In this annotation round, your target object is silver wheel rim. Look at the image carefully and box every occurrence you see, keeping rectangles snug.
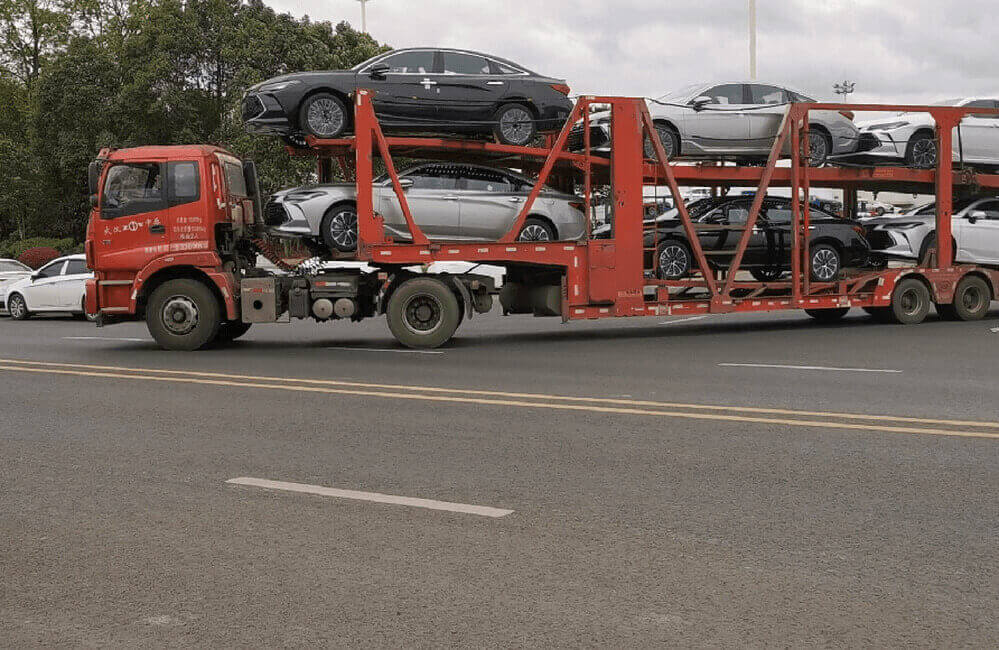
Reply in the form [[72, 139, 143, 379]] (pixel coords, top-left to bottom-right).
[[518, 224, 551, 241], [807, 133, 828, 165], [912, 137, 937, 168], [307, 98, 345, 138], [402, 294, 443, 335], [329, 209, 358, 248], [659, 244, 688, 278], [645, 127, 674, 159], [9, 295, 24, 318], [812, 248, 839, 281], [499, 108, 532, 144], [161, 295, 199, 335]]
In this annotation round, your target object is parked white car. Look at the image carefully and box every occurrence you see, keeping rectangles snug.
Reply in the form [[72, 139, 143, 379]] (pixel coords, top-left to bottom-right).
[[0, 259, 33, 313], [855, 98, 999, 168], [864, 196, 999, 263], [573, 82, 860, 166], [4, 254, 96, 320]]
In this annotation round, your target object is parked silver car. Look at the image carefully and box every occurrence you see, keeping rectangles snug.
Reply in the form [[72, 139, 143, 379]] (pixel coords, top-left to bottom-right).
[[865, 196, 999, 263], [855, 98, 999, 168], [0, 258, 32, 313], [265, 163, 587, 251], [573, 82, 859, 166]]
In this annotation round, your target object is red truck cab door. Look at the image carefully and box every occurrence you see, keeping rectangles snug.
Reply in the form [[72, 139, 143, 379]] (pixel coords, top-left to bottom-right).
[[92, 159, 172, 270]]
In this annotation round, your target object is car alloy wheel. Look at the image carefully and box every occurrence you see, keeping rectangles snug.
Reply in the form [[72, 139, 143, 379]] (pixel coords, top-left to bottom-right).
[[161, 295, 199, 335], [911, 137, 937, 168], [645, 125, 675, 160], [658, 243, 689, 279], [811, 247, 840, 281], [306, 97, 346, 138], [518, 224, 552, 241], [8, 293, 27, 319], [807, 132, 828, 166], [499, 107, 533, 145], [328, 208, 358, 249]]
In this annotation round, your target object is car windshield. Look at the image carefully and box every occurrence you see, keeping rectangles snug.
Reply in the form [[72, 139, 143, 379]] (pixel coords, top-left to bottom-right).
[[651, 198, 717, 221], [0, 260, 29, 272], [656, 84, 705, 103]]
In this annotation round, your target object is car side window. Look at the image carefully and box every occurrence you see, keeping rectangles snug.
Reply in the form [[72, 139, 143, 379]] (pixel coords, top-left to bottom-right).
[[460, 168, 512, 192], [442, 52, 490, 75], [35, 261, 65, 279], [750, 85, 788, 105], [765, 206, 793, 224], [966, 99, 999, 119], [726, 205, 750, 224], [168, 161, 201, 206], [408, 166, 459, 190], [376, 51, 436, 74], [490, 60, 526, 75], [102, 162, 166, 218], [65, 260, 89, 275], [699, 84, 746, 105], [974, 200, 999, 218]]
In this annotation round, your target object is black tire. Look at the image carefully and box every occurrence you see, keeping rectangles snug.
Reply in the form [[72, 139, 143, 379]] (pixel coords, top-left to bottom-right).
[[320, 202, 359, 253], [805, 307, 850, 322], [517, 217, 556, 242], [7, 293, 30, 320], [146, 279, 222, 351], [889, 278, 930, 324], [386, 278, 461, 349], [299, 92, 349, 139], [805, 128, 832, 167], [215, 320, 253, 343], [751, 268, 784, 282], [655, 239, 692, 280], [644, 123, 679, 160], [809, 243, 841, 281], [948, 275, 991, 321], [905, 131, 937, 169], [493, 104, 537, 146]]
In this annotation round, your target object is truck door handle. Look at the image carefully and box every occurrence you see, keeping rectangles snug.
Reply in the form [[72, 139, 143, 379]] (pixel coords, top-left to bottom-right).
[[149, 224, 166, 234], [486, 81, 505, 86]]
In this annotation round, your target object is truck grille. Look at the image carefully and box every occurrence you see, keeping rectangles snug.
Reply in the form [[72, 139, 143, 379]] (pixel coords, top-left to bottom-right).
[[264, 200, 289, 226], [567, 125, 609, 151], [242, 95, 265, 121]]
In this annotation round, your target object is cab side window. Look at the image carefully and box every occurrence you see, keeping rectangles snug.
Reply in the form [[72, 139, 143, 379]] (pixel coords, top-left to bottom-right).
[[222, 161, 247, 198], [101, 163, 166, 218], [168, 161, 200, 206]]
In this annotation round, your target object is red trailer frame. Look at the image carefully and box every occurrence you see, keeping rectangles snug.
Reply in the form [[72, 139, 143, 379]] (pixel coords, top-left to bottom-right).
[[300, 90, 999, 323]]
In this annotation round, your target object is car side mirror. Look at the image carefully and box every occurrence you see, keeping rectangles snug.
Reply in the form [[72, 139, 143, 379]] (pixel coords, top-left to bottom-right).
[[368, 64, 390, 79], [30, 273, 39, 282], [691, 96, 712, 111], [968, 209, 986, 223]]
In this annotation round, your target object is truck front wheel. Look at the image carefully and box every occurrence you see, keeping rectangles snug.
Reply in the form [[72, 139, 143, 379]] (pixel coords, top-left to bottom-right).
[[146, 279, 222, 351], [386, 278, 461, 349]]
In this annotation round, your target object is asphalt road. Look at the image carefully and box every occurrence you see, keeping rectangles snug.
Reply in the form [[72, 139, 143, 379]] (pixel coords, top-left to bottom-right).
[[2, 306, 997, 647]]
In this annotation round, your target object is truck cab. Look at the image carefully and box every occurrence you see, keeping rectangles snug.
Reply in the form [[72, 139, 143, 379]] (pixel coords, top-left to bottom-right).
[[85, 145, 261, 347]]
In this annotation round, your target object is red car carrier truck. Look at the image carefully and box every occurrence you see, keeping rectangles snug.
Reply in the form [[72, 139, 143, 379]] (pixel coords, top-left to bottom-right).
[[85, 91, 999, 350]]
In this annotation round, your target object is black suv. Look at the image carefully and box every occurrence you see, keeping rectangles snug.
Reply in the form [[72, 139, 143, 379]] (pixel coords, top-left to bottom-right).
[[242, 48, 573, 147], [632, 196, 871, 281]]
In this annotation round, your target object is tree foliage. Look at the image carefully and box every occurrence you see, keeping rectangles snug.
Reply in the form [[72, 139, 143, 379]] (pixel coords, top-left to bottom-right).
[[0, 0, 387, 242]]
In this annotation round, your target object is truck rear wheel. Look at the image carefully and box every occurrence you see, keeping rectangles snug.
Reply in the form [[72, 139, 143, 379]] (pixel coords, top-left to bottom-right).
[[889, 278, 930, 325], [386, 278, 461, 349], [146, 279, 222, 351]]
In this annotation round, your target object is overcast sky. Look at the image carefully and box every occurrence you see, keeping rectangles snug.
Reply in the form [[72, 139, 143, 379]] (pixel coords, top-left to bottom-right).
[[267, 0, 997, 104]]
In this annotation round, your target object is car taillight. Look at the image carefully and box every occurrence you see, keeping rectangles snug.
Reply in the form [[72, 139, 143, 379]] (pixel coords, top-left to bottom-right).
[[839, 110, 855, 121], [550, 83, 571, 96]]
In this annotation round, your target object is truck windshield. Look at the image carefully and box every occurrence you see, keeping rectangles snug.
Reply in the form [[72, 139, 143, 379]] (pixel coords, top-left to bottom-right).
[[103, 163, 163, 208]]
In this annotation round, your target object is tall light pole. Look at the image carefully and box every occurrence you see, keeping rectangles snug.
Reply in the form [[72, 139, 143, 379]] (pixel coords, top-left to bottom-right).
[[833, 81, 856, 100], [748, 0, 757, 80], [357, 0, 371, 33]]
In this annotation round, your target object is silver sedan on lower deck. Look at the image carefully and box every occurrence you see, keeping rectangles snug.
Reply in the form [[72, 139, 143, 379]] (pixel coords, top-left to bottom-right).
[[265, 163, 587, 252]]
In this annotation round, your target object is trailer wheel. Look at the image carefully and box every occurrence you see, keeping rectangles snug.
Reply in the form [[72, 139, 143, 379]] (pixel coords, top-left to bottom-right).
[[889, 278, 930, 324], [386, 277, 461, 348], [215, 320, 253, 343], [944, 275, 991, 321], [146, 279, 222, 351], [805, 307, 850, 322]]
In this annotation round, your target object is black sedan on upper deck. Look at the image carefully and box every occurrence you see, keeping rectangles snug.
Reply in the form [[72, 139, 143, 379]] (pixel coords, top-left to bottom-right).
[[242, 48, 574, 147]]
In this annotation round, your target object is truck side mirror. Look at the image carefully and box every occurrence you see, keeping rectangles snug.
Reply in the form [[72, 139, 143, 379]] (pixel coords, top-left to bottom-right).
[[88, 161, 102, 195], [243, 159, 264, 230]]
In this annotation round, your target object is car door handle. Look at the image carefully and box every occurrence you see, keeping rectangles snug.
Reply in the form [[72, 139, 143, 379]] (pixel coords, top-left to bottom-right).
[[486, 81, 505, 86], [149, 224, 166, 234], [442, 196, 459, 201], [508, 197, 524, 202]]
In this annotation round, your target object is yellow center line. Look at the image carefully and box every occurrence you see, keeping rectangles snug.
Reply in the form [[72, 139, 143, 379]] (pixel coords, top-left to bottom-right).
[[0, 357, 996, 429], [1, 363, 996, 440]]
